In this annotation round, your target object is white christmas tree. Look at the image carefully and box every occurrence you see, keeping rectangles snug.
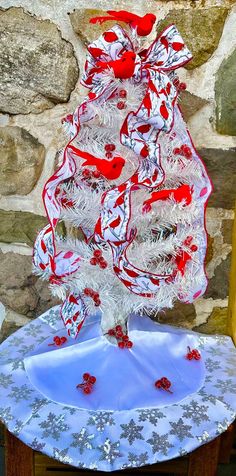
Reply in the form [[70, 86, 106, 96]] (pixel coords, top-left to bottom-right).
[[33, 12, 212, 339]]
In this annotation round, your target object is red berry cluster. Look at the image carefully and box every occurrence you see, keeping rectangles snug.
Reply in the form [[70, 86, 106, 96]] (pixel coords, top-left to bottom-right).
[[173, 144, 192, 160], [173, 78, 187, 91], [90, 249, 107, 269], [186, 346, 201, 360], [107, 325, 133, 349], [117, 89, 127, 110], [84, 288, 101, 307], [61, 113, 73, 124], [155, 377, 173, 393], [104, 142, 116, 159], [76, 372, 96, 394], [82, 168, 101, 180], [48, 335, 67, 347], [183, 235, 198, 253]]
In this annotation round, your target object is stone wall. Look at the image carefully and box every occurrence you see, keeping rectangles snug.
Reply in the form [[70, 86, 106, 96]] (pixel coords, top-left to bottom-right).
[[0, 0, 235, 340]]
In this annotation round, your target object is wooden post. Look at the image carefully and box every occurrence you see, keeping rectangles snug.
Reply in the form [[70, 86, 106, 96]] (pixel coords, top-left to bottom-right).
[[188, 437, 221, 476], [5, 429, 34, 476], [227, 204, 236, 345]]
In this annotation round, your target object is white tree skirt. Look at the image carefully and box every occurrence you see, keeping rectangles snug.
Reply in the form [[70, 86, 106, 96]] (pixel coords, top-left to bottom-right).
[[0, 306, 235, 471]]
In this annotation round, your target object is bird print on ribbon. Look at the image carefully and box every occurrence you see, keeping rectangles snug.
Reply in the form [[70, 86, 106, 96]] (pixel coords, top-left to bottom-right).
[[90, 10, 156, 37]]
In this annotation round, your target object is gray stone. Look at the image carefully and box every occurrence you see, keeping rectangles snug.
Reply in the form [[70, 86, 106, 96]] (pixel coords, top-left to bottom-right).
[[0, 210, 47, 246], [157, 7, 229, 69], [0, 126, 45, 195], [194, 306, 228, 335], [0, 7, 79, 114], [179, 91, 208, 122], [204, 254, 231, 300], [69, 9, 127, 45], [215, 48, 236, 136], [154, 301, 196, 329], [0, 252, 59, 317], [221, 219, 233, 244], [197, 148, 236, 209]]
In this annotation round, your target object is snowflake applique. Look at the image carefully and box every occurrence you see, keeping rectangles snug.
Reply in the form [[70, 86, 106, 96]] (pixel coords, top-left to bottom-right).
[[169, 418, 193, 442], [71, 428, 94, 454], [12, 419, 24, 436], [18, 344, 35, 356], [53, 447, 73, 464], [31, 438, 46, 451], [30, 397, 50, 414], [197, 431, 211, 443], [62, 406, 77, 415], [8, 384, 33, 403], [24, 323, 44, 338], [0, 406, 13, 424], [0, 372, 13, 389], [98, 438, 121, 464], [205, 358, 221, 372], [39, 412, 69, 441], [120, 418, 144, 445], [11, 359, 24, 371], [41, 308, 61, 327], [122, 451, 149, 468], [147, 432, 174, 456], [137, 408, 165, 425], [87, 411, 115, 431], [216, 418, 231, 435], [214, 379, 236, 394], [8, 336, 24, 346], [181, 400, 210, 426]]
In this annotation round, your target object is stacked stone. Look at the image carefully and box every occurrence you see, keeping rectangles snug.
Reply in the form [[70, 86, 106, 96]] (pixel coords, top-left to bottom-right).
[[0, 1, 235, 340]]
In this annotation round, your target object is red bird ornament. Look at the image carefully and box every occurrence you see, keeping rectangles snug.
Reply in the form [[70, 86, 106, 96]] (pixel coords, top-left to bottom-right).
[[90, 10, 156, 37], [68, 146, 125, 180], [95, 50, 136, 79]]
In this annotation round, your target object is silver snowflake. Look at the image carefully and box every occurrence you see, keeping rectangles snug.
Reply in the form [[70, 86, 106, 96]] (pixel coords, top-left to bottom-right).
[[138, 408, 165, 425], [197, 431, 211, 443], [62, 406, 77, 415], [8, 336, 24, 346], [225, 366, 236, 377], [0, 372, 13, 389], [53, 447, 73, 464], [11, 359, 24, 371], [122, 451, 148, 468], [120, 418, 144, 445], [181, 400, 209, 426], [207, 347, 223, 357], [147, 432, 174, 456], [30, 397, 50, 414], [169, 418, 193, 442], [216, 418, 231, 435], [24, 323, 43, 337], [205, 358, 221, 372], [41, 308, 61, 327], [39, 412, 69, 441], [198, 389, 219, 405], [31, 438, 46, 451], [98, 438, 121, 464], [71, 428, 94, 454], [214, 379, 236, 394], [18, 344, 35, 356], [8, 384, 33, 403], [87, 411, 115, 431], [12, 419, 24, 436], [0, 406, 13, 424], [178, 447, 188, 456]]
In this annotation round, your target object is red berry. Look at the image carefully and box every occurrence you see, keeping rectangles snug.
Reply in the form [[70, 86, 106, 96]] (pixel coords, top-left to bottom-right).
[[105, 151, 113, 158], [173, 147, 180, 155], [82, 169, 91, 178], [95, 299, 101, 307], [90, 257, 97, 265], [83, 385, 92, 394], [192, 349, 201, 360], [119, 89, 127, 98], [186, 352, 193, 360], [190, 244, 198, 252], [93, 170, 101, 178], [94, 249, 102, 258], [60, 336, 67, 344], [84, 287, 93, 296], [93, 292, 99, 301], [179, 82, 187, 91], [184, 236, 193, 246], [117, 101, 126, 110], [118, 341, 125, 348], [108, 329, 115, 336], [116, 330, 123, 338], [122, 335, 129, 342], [155, 380, 162, 388], [127, 340, 133, 348], [83, 372, 90, 381], [54, 336, 61, 345], [89, 376, 96, 384], [173, 78, 180, 87], [105, 143, 115, 152], [99, 260, 107, 269], [115, 325, 122, 332]]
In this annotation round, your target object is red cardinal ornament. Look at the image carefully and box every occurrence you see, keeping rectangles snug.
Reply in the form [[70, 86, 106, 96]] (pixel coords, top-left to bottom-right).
[[90, 10, 156, 36], [95, 50, 136, 79], [69, 146, 125, 180]]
